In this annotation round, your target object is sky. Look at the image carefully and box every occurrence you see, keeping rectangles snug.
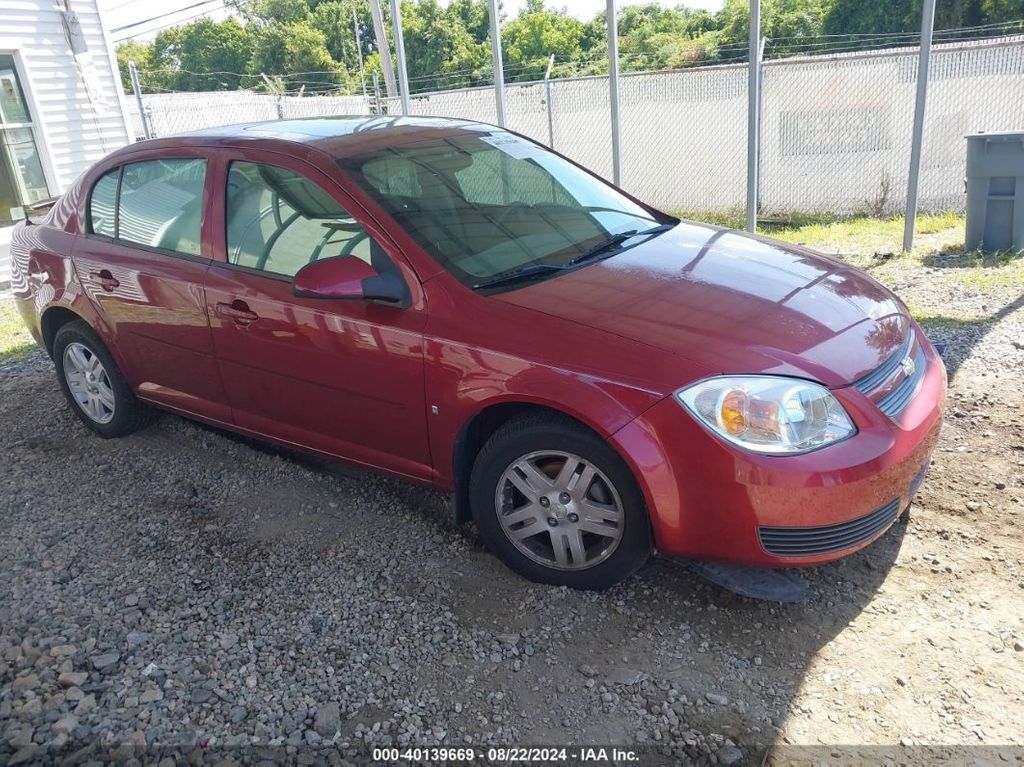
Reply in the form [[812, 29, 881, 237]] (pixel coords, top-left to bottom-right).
[[102, 0, 726, 44]]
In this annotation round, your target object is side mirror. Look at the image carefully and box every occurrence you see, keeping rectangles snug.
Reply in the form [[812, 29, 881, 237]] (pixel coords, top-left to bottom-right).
[[292, 255, 408, 305]]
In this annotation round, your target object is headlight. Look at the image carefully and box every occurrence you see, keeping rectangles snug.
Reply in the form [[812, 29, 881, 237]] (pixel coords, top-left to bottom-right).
[[676, 376, 856, 455]]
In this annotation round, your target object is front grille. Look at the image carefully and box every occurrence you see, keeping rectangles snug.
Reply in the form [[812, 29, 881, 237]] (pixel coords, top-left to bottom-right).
[[852, 330, 926, 419], [876, 345, 926, 417], [854, 331, 914, 394], [758, 498, 901, 557]]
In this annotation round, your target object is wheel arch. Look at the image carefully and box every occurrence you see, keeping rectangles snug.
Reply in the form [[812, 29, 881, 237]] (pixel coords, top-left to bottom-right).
[[450, 400, 622, 525], [40, 305, 86, 357]]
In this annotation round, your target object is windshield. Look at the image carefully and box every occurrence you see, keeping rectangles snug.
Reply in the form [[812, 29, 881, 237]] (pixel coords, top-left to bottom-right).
[[338, 131, 673, 289]]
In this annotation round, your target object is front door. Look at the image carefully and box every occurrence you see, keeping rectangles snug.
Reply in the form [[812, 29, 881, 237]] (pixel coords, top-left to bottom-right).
[[72, 153, 230, 423], [203, 154, 432, 481]]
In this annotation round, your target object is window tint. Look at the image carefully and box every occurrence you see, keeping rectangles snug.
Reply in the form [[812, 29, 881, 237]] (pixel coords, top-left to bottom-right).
[[117, 159, 206, 256], [453, 150, 575, 207], [89, 169, 118, 238], [225, 161, 374, 278], [339, 132, 668, 289]]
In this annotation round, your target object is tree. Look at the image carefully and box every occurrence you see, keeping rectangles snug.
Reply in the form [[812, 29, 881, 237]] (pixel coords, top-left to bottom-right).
[[447, 0, 490, 44], [718, 0, 829, 55], [248, 20, 346, 91], [150, 18, 254, 90], [115, 40, 156, 93], [310, 0, 374, 71], [616, 4, 719, 70], [398, 0, 490, 92], [503, 7, 586, 81], [229, 0, 310, 24], [980, 0, 1024, 19]]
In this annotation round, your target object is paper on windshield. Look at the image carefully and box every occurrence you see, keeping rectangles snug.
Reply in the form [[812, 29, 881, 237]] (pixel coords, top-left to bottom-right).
[[480, 133, 542, 160]]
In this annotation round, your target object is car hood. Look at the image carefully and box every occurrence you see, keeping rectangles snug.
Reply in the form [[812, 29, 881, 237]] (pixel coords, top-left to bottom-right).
[[495, 222, 909, 388]]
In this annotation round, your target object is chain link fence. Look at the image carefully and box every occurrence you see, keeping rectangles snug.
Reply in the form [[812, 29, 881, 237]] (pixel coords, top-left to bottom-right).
[[135, 35, 1024, 216], [132, 91, 371, 139]]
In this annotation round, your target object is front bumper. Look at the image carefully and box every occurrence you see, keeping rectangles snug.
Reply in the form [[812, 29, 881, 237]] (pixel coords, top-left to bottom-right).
[[610, 331, 947, 567]]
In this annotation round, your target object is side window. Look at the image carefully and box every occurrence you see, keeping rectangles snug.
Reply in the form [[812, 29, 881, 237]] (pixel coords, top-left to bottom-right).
[[225, 161, 376, 278], [117, 159, 206, 256], [88, 169, 119, 238]]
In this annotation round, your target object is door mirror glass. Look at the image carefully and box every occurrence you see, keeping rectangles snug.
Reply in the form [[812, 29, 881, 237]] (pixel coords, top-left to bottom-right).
[[293, 255, 406, 305]]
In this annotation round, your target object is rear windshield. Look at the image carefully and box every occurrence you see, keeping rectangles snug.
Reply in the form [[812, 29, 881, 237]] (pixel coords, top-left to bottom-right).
[[338, 132, 668, 287]]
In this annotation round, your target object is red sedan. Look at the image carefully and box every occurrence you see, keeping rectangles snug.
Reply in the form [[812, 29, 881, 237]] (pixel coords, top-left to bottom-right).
[[10, 117, 945, 589]]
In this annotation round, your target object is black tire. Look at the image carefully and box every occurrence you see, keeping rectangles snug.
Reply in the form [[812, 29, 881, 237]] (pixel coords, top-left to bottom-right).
[[53, 320, 153, 438], [470, 411, 652, 590]]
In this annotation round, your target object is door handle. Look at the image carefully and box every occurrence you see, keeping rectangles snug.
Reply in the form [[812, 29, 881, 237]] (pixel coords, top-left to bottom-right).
[[89, 270, 120, 292], [215, 301, 259, 326]]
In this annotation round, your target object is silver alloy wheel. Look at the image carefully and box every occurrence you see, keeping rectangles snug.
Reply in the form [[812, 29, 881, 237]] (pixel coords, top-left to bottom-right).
[[495, 450, 625, 571], [63, 342, 116, 425]]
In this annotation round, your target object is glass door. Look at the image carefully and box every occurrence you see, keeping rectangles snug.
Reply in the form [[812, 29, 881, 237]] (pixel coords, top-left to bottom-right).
[[0, 54, 51, 226]]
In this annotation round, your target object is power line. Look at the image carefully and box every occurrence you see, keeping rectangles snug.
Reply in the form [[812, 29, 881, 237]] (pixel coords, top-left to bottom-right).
[[110, 0, 224, 34], [113, 7, 228, 42]]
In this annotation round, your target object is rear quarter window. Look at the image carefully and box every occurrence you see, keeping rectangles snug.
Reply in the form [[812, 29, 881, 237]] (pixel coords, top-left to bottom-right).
[[88, 169, 118, 238]]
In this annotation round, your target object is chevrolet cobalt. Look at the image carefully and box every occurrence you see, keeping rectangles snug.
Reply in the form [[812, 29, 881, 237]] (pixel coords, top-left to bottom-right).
[[10, 117, 945, 589]]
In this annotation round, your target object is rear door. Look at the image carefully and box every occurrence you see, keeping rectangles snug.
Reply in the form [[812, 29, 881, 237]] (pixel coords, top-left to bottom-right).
[[73, 149, 230, 422], [202, 149, 432, 481]]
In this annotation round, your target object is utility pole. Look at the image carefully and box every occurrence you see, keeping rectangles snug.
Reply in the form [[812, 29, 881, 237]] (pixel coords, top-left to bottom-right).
[[368, 0, 397, 99], [389, 0, 411, 114], [606, 0, 622, 186], [544, 53, 555, 148], [487, 0, 506, 126], [903, 0, 937, 252], [353, 7, 367, 99], [745, 0, 761, 232], [128, 60, 151, 139]]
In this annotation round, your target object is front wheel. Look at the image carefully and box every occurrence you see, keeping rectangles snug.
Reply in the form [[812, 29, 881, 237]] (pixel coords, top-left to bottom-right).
[[470, 413, 652, 590]]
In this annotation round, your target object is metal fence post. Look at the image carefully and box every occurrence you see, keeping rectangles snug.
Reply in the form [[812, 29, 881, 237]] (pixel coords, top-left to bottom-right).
[[606, 0, 622, 186], [372, 72, 381, 114], [389, 0, 411, 115], [487, 0, 506, 127], [353, 6, 367, 99], [745, 0, 761, 232], [903, 0, 937, 252], [544, 54, 555, 148], [128, 60, 151, 139], [369, 0, 397, 98]]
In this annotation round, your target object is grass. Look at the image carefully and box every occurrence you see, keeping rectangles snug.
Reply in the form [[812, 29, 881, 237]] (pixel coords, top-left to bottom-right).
[[0, 300, 38, 364], [672, 209, 963, 256]]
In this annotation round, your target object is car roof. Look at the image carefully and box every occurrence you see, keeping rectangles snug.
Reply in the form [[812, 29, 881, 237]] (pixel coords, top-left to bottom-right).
[[162, 115, 501, 157]]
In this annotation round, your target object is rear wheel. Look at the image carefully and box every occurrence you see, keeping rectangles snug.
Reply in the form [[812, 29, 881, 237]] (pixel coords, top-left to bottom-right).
[[470, 413, 652, 590], [53, 320, 152, 438]]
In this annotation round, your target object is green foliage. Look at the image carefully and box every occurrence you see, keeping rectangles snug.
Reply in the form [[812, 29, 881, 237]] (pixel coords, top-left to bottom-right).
[[115, 40, 153, 93], [248, 20, 346, 90], [151, 18, 254, 90], [503, 8, 586, 81], [117, 0, 1024, 96], [310, 0, 373, 69], [718, 0, 829, 55], [400, 0, 490, 90], [981, 0, 1024, 19]]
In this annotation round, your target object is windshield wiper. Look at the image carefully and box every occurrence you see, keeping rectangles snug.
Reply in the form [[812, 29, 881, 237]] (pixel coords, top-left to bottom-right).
[[565, 224, 674, 268], [472, 223, 674, 292], [472, 262, 570, 291]]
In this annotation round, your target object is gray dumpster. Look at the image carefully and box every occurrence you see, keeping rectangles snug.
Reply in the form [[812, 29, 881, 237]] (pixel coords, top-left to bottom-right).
[[965, 131, 1024, 253]]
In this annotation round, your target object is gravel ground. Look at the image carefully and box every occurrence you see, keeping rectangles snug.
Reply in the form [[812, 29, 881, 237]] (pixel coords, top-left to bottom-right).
[[1, 254, 1023, 764]]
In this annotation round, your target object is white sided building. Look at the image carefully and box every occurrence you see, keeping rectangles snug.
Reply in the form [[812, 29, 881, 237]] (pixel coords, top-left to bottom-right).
[[0, 0, 130, 238]]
